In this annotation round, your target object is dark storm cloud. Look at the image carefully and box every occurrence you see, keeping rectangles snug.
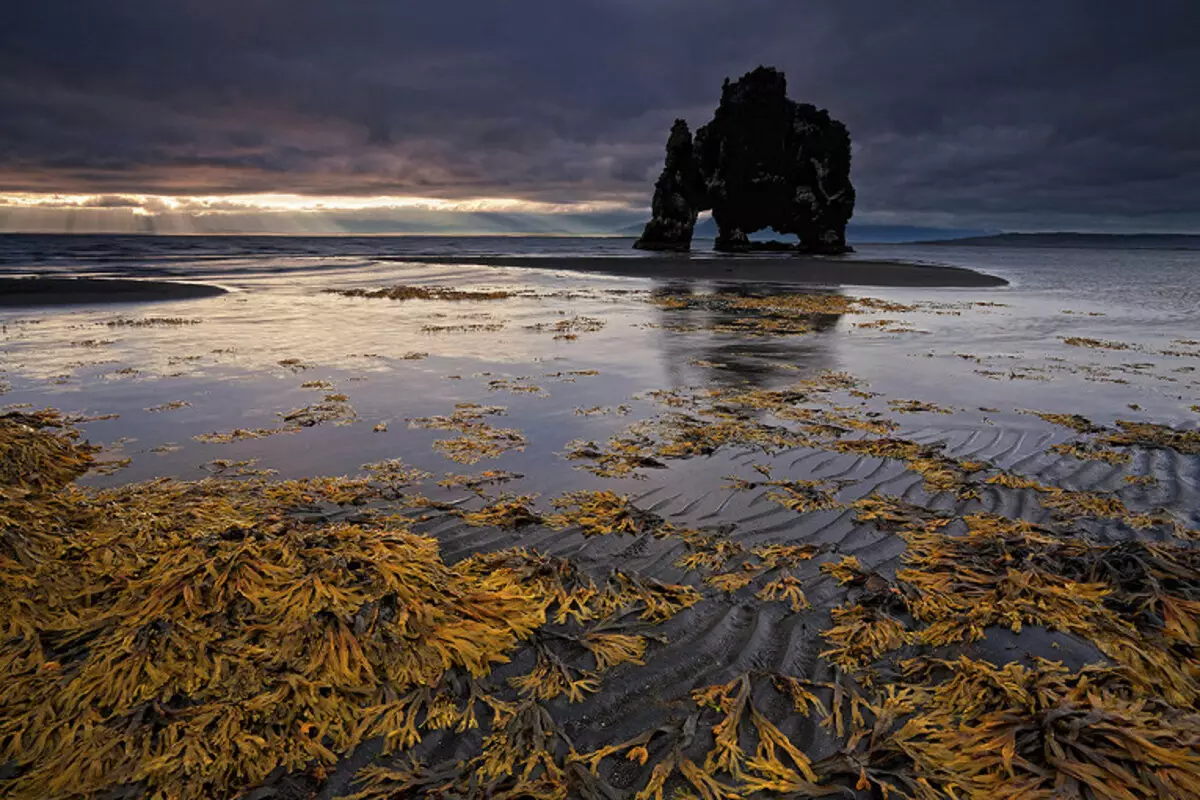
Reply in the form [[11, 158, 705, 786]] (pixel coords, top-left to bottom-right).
[[1, 1, 1198, 229]]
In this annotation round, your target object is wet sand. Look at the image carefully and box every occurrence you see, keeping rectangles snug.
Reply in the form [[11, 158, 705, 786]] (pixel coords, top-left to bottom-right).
[[0, 277, 227, 307], [386, 254, 1009, 287], [4, 252, 1198, 799]]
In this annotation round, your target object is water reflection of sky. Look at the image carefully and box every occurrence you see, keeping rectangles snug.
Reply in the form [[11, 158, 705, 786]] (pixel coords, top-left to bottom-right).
[[2, 252, 1198, 492]]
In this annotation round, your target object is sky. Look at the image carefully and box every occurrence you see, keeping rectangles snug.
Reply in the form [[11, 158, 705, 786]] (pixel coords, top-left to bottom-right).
[[1, 1, 1197, 236]]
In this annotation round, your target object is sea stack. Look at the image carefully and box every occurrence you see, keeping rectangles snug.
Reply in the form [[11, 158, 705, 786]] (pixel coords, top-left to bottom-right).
[[635, 66, 856, 254]]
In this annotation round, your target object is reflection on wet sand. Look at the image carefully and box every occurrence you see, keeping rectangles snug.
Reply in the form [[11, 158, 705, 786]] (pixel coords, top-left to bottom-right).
[[651, 281, 842, 391]]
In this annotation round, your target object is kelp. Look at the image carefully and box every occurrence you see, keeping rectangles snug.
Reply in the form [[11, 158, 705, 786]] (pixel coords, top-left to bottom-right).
[[574, 404, 632, 416], [755, 574, 811, 612], [1098, 419, 1200, 455], [144, 400, 191, 412], [544, 490, 662, 537], [202, 458, 276, 477], [762, 479, 843, 513], [525, 315, 606, 340], [1061, 336, 1134, 351], [985, 470, 1182, 532], [461, 496, 544, 529], [421, 322, 506, 333], [488, 378, 549, 396], [845, 507, 1200, 706], [324, 285, 511, 301], [1048, 440, 1132, 465], [0, 409, 98, 491], [2, 490, 540, 796], [438, 469, 523, 493], [361, 459, 433, 487], [105, 316, 200, 327], [1, 418, 706, 800], [409, 403, 527, 464], [194, 425, 301, 443], [820, 602, 912, 672], [888, 657, 1200, 799], [888, 399, 953, 415], [650, 290, 914, 318], [281, 392, 357, 427], [1032, 411, 1102, 434]]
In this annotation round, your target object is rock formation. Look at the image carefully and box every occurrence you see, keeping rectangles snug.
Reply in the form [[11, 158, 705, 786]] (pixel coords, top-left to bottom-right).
[[632, 120, 701, 251], [635, 67, 855, 254]]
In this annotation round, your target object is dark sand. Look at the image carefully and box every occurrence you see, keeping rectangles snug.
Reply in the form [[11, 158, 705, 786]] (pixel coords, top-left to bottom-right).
[[387, 254, 1009, 287], [0, 277, 228, 307]]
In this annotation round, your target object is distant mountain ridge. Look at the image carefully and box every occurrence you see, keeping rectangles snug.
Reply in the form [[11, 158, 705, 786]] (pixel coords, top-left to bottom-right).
[[917, 232, 1200, 250]]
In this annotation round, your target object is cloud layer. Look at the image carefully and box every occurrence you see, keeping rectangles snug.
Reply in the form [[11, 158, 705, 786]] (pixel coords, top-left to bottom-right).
[[2, 1, 1198, 232]]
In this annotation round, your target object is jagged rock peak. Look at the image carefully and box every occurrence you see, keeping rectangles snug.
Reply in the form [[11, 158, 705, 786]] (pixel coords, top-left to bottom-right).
[[633, 119, 701, 252], [635, 66, 855, 254]]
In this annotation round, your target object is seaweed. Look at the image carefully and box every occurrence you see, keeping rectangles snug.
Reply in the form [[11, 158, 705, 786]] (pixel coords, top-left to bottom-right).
[[144, 400, 191, 412], [438, 470, 523, 493], [1030, 412, 1101, 433], [281, 392, 357, 427], [1061, 336, 1134, 351], [888, 400, 954, 415], [461, 496, 543, 529], [324, 285, 511, 301], [756, 574, 811, 612], [488, 378, 549, 397], [0, 410, 97, 491], [105, 317, 200, 327], [1048, 441, 1131, 465], [763, 479, 843, 513], [1, 419, 709, 800], [421, 322, 506, 333], [409, 404, 526, 464], [194, 425, 300, 444], [361, 459, 433, 487], [1098, 419, 1200, 455], [545, 491, 663, 537]]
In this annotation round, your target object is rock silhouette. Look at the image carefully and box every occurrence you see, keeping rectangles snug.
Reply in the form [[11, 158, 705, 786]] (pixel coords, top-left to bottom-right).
[[635, 67, 855, 254]]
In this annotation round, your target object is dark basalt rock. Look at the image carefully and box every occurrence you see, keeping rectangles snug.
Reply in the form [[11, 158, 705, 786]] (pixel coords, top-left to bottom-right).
[[635, 67, 855, 254], [633, 119, 702, 251]]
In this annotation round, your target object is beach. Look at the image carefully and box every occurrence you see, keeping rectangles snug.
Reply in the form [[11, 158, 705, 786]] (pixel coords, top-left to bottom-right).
[[385, 254, 1010, 287], [1, 236, 1197, 798], [0, 276, 228, 306]]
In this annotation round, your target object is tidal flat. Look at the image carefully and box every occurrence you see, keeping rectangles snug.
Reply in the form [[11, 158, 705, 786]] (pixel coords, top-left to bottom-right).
[[1, 244, 1199, 799]]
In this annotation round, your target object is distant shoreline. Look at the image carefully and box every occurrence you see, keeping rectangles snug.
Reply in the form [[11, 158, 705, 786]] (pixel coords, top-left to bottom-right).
[[0, 277, 227, 307], [915, 232, 1200, 250], [383, 254, 1009, 288]]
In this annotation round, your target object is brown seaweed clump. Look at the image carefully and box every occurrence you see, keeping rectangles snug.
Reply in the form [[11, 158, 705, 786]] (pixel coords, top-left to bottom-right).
[[1099, 419, 1200, 455], [0, 409, 98, 491], [544, 490, 662, 537], [408, 403, 527, 464], [0, 415, 700, 799], [324, 285, 511, 301]]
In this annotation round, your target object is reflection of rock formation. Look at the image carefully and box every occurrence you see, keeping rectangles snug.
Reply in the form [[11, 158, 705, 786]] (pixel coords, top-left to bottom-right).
[[650, 283, 842, 390], [635, 67, 855, 254]]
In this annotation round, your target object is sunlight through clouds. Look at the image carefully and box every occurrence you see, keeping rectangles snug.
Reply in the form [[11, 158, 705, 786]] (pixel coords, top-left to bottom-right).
[[0, 193, 645, 234]]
